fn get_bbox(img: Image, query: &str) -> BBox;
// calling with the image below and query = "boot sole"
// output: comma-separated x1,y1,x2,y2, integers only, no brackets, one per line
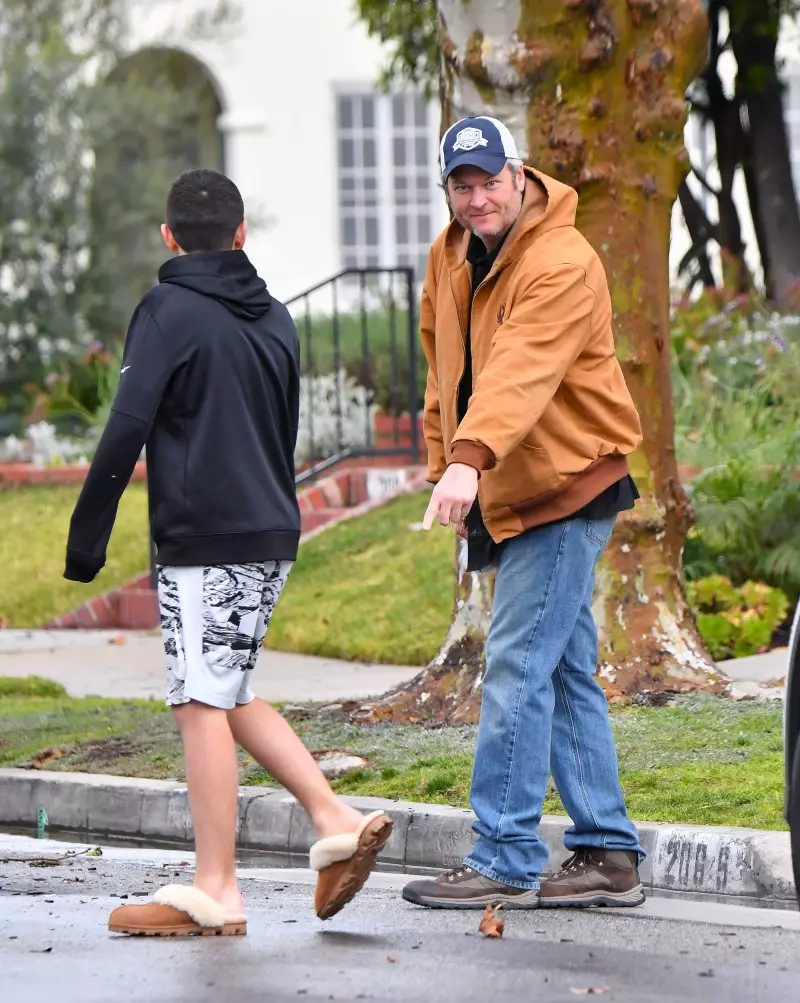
538,884,646,909
402,887,540,910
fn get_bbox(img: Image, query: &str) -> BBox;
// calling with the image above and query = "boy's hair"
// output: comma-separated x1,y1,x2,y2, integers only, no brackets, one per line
165,169,245,252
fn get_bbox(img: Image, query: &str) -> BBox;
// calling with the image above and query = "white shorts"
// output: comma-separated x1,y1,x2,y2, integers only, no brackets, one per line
157,561,292,710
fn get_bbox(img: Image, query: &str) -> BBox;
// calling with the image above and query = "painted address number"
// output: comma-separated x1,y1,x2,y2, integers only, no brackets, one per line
661,837,730,893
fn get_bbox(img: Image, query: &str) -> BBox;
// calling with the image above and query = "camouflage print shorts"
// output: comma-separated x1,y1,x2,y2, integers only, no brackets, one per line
157,562,292,709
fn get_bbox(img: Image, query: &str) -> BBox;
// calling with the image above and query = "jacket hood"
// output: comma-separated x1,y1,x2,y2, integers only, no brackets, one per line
444,166,579,273
158,249,271,320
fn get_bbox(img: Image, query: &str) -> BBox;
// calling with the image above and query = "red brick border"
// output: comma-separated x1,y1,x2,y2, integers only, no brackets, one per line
0,461,147,488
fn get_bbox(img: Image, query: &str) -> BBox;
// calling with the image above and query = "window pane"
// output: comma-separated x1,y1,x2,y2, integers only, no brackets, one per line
365,216,379,246
344,252,358,269
361,96,375,129
339,138,355,169
418,214,431,243
415,136,429,166
363,138,376,169
395,214,409,244
367,252,380,268
342,217,357,247
398,251,412,266
337,97,353,130
414,97,427,127
364,176,378,189
392,95,406,127
416,254,428,279
393,137,406,166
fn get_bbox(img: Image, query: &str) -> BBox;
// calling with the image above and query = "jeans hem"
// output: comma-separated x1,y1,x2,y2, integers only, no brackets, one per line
463,855,540,891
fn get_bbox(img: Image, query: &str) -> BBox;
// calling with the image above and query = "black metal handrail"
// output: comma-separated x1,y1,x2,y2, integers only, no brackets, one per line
286,266,420,485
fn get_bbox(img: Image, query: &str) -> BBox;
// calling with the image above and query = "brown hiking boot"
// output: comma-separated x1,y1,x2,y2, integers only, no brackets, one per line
538,848,645,908
402,865,539,910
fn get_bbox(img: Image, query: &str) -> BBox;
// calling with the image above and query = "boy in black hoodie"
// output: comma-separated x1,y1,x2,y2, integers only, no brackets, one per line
65,170,391,936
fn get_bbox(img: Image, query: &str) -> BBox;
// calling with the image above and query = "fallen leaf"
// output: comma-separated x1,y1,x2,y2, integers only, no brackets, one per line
570,989,610,996
108,634,127,646
479,904,504,939
86,847,103,857
30,747,63,768
386,956,397,964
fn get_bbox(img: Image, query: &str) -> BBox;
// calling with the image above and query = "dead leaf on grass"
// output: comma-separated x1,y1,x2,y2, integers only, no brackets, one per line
30,747,63,768
479,904,504,939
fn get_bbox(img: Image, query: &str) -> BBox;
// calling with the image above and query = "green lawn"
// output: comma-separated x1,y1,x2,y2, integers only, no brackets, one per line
266,492,453,665
0,682,787,831
0,484,149,627
0,485,453,663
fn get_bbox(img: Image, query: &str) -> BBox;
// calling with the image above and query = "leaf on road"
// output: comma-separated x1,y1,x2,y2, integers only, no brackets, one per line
108,634,127,646
479,904,504,939
570,989,610,996
86,847,103,857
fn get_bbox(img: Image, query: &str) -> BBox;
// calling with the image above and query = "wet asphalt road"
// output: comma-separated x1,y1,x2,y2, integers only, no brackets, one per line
1,835,800,1003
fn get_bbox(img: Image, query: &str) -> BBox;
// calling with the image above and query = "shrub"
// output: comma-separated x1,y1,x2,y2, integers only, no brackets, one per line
686,575,789,660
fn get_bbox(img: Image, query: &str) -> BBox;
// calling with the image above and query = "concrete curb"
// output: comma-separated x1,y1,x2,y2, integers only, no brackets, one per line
0,768,794,904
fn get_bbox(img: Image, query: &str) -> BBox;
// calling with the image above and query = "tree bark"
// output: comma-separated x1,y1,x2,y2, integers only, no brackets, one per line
365,0,725,724
731,18,800,305
677,177,717,290
698,1,754,294
364,540,493,723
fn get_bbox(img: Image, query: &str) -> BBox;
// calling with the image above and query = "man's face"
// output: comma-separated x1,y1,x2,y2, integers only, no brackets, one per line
446,164,524,246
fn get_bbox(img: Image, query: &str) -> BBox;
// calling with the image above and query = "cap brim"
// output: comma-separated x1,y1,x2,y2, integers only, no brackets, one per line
442,151,509,181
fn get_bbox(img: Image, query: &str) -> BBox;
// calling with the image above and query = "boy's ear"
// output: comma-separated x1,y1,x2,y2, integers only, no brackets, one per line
233,220,247,250
161,223,181,253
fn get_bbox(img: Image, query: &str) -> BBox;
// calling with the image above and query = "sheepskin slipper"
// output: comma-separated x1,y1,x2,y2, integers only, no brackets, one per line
310,810,393,920
108,884,247,937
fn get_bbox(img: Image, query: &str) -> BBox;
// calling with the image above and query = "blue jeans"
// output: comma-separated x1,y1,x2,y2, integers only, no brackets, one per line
464,515,643,890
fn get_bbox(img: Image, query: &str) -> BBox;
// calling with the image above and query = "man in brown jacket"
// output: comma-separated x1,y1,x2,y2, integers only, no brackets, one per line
402,116,645,910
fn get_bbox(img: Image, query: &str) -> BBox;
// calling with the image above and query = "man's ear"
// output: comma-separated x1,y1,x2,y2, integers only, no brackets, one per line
161,223,181,253
233,220,247,250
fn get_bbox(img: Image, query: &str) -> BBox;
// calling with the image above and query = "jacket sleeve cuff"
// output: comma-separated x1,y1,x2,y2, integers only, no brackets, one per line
64,550,106,584
450,439,496,472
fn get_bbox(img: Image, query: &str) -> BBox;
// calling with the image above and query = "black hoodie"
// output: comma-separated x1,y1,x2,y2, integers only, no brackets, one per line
64,250,301,582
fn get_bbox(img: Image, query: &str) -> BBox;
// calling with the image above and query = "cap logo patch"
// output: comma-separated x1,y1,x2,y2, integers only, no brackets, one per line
452,127,488,152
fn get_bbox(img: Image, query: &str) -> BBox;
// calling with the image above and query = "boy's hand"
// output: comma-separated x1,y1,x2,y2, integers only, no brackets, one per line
423,463,479,531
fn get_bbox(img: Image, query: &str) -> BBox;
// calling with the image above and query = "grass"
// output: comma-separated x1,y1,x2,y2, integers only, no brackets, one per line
0,483,451,666
0,483,149,627
265,491,453,665
0,686,787,830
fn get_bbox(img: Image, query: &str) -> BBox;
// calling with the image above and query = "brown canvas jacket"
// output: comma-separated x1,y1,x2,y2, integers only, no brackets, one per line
420,166,643,541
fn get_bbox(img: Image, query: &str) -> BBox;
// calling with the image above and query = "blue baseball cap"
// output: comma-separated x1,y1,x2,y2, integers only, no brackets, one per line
439,116,520,181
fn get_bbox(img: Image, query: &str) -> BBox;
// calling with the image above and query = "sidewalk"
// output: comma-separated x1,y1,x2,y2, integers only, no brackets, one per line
0,630,420,704
0,629,788,703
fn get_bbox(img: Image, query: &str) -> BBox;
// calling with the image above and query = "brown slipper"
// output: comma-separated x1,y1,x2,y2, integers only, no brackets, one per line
310,810,393,920
108,885,247,937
